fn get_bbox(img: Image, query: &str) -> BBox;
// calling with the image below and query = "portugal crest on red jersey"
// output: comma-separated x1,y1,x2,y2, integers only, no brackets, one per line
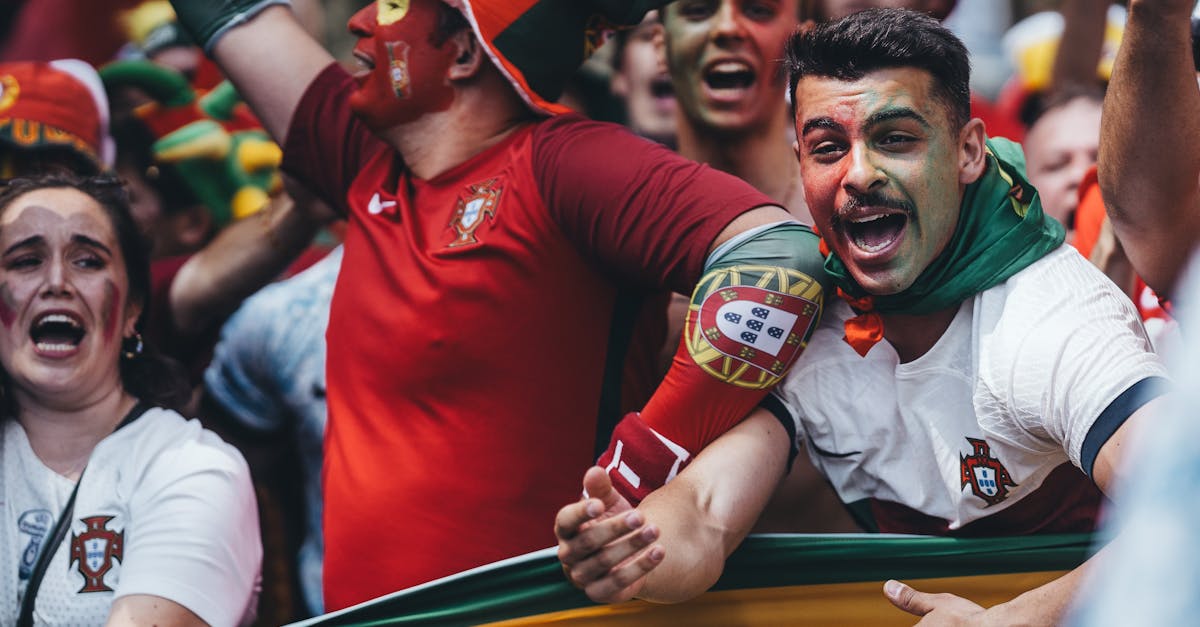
960,437,1018,507
448,178,502,247
69,515,124,593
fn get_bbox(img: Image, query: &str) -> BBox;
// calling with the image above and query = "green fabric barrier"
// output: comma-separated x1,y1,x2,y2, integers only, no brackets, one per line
293,533,1093,627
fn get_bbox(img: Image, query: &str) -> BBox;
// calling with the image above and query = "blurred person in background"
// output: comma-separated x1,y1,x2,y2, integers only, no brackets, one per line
1022,86,1103,242
661,0,811,221
609,12,678,147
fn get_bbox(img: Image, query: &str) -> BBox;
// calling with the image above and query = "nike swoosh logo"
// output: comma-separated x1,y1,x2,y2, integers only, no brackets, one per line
368,193,397,215
808,441,862,459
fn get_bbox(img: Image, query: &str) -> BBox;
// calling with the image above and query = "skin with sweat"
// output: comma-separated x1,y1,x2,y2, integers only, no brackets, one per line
347,0,457,130
0,188,139,410
793,67,972,295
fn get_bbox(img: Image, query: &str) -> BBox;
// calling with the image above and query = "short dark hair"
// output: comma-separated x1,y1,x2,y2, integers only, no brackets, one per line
0,172,190,412
1025,83,1105,129
785,8,971,129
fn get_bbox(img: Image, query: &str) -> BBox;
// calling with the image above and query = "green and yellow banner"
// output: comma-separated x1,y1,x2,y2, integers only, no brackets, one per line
293,533,1092,626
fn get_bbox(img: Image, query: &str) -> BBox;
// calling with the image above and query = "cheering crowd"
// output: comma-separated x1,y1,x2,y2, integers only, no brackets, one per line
0,0,1194,624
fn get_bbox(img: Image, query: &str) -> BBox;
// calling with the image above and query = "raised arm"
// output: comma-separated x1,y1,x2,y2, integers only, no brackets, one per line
1098,0,1200,296
557,407,790,604
1050,0,1110,93
169,1,335,144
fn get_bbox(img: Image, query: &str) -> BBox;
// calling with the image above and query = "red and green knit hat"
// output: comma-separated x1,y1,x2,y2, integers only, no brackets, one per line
445,0,671,115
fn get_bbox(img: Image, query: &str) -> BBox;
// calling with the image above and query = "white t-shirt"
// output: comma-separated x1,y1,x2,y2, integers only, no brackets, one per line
771,246,1167,532
0,406,261,626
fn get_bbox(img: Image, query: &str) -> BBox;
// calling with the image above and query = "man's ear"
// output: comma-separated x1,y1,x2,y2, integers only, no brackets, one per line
792,139,802,163
447,31,484,81
958,117,987,186
172,204,214,252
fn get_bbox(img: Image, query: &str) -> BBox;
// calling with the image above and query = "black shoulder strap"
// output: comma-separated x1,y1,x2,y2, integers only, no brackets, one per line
16,400,153,626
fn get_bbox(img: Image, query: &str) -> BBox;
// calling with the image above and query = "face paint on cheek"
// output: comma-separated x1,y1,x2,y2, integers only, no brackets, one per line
387,41,412,98
0,283,16,329
349,0,458,129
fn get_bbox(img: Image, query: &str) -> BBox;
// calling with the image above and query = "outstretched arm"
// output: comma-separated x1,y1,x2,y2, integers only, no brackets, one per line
885,397,1163,625
557,407,791,604
1098,0,1200,296
169,1,335,144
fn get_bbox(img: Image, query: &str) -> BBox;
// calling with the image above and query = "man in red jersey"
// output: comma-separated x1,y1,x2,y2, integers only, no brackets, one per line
167,0,829,611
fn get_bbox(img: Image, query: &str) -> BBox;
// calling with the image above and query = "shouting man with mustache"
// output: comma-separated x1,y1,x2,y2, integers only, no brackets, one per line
557,9,1167,623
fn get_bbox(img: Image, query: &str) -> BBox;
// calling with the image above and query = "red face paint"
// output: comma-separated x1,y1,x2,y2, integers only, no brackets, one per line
347,0,458,130
0,283,16,329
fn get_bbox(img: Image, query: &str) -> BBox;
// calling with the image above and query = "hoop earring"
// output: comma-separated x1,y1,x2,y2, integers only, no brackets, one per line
122,331,144,360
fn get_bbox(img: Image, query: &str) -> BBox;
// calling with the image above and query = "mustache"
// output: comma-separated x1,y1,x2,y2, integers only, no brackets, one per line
832,192,915,225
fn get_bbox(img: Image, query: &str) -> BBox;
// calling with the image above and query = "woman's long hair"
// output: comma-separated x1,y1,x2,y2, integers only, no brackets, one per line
0,172,191,414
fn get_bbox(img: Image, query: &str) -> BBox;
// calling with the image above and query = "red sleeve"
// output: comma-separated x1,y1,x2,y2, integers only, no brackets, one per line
281,63,388,216
531,115,775,293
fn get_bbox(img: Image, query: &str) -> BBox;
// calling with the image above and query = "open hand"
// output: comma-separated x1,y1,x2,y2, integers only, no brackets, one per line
884,579,985,626
555,466,665,603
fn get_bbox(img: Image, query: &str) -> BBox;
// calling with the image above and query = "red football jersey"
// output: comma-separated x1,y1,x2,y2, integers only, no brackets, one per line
283,64,772,610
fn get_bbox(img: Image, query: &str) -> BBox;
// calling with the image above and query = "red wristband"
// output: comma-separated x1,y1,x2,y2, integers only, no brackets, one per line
596,412,692,504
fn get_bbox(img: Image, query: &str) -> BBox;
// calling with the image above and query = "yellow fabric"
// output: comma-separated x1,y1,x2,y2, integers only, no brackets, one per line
485,571,1067,626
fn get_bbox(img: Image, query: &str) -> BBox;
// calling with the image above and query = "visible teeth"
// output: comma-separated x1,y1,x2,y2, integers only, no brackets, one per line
36,342,75,352
851,214,889,224
38,314,79,327
854,237,894,253
712,61,751,74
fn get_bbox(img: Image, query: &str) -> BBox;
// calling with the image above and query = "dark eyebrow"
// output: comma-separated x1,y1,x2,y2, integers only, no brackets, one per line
864,107,930,130
802,117,845,136
72,234,112,255
3,235,42,256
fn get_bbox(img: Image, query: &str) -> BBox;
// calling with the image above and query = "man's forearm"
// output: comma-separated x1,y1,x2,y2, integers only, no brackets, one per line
636,409,791,603
1051,0,1109,92
169,193,329,334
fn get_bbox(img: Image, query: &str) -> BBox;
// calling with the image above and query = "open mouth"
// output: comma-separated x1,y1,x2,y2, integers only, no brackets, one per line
353,50,376,72
844,213,908,253
650,74,674,99
30,312,85,354
703,61,756,93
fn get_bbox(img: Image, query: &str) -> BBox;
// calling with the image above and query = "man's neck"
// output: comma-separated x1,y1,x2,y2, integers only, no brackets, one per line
17,385,138,480
675,107,811,223
377,79,536,181
880,305,960,363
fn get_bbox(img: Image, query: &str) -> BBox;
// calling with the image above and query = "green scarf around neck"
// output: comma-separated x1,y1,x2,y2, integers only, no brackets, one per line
823,137,1065,315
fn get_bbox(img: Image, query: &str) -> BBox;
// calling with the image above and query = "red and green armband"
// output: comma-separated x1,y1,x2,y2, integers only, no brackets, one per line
599,222,830,503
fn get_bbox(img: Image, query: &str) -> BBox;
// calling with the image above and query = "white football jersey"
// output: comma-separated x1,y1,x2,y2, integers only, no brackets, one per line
771,246,1167,532
0,407,261,626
